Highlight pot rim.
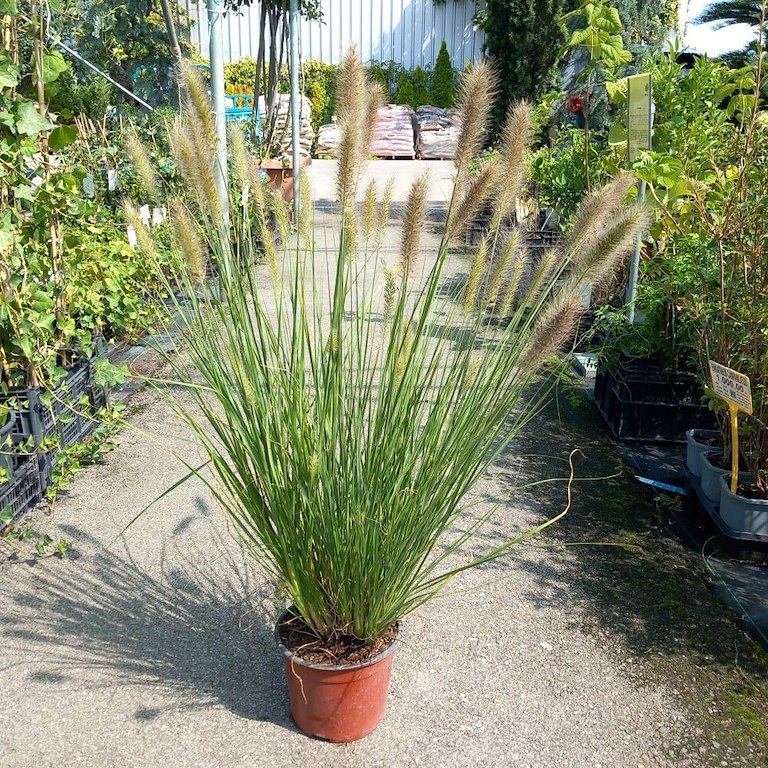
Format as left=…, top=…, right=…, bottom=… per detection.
left=701, top=450, right=751, bottom=474
left=685, top=428, right=721, bottom=441
left=275, top=607, right=400, bottom=672
left=718, top=474, right=768, bottom=504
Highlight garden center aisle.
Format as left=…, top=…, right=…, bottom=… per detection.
left=0, top=165, right=760, bottom=768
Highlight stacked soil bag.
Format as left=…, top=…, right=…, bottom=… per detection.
left=415, top=106, right=462, bottom=159
left=316, top=121, right=341, bottom=157
left=263, top=94, right=315, bottom=156
left=369, top=105, right=417, bottom=158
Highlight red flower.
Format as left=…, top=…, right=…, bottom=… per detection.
left=566, top=95, right=584, bottom=114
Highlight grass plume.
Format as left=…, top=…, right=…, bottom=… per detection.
left=496, top=101, right=533, bottom=221
left=170, top=199, right=207, bottom=283
left=448, top=162, right=500, bottom=241
left=336, top=45, right=370, bottom=207
left=400, top=174, right=428, bottom=278
left=454, top=61, right=498, bottom=179
left=125, top=130, right=160, bottom=202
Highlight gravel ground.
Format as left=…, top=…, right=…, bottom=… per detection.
left=1, top=164, right=765, bottom=767
left=0, top=386, right=686, bottom=768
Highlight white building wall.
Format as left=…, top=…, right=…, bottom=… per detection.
left=186, top=0, right=484, bottom=69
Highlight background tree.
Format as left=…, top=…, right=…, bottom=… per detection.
left=614, top=0, right=679, bottom=54
left=56, top=0, right=191, bottom=105
left=432, top=40, right=455, bottom=108
left=224, top=0, right=321, bottom=154
left=693, top=0, right=762, bottom=65
left=479, top=0, right=573, bottom=133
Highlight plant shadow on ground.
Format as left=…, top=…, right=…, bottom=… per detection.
left=474, top=385, right=768, bottom=765
left=0, top=510, right=294, bottom=730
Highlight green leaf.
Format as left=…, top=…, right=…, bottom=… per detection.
left=0, top=0, right=18, bottom=15
left=48, top=124, right=78, bottom=150
left=12, top=183, right=36, bottom=202
left=93, top=358, right=129, bottom=387
left=15, top=101, right=53, bottom=137
left=607, top=123, right=626, bottom=145
left=40, top=52, right=68, bottom=84
left=0, top=52, right=20, bottom=89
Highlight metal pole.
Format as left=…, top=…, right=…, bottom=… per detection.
left=207, top=0, right=229, bottom=226
left=289, top=0, right=301, bottom=217
left=625, top=179, right=646, bottom=324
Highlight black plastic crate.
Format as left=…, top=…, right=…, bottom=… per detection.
left=0, top=389, right=50, bottom=447
left=614, top=372, right=676, bottom=403
left=595, top=358, right=716, bottom=443
left=0, top=457, right=42, bottom=533
left=593, top=367, right=613, bottom=413
left=525, top=229, right=564, bottom=252
left=91, top=382, right=108, bottom=411
left=0, top=360, right=106, bottom=499
left=24, top=359, right=100, bottom=451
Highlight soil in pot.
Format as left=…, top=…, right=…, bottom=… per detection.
left=276, top=609, right=398, bottom=743
left=734, top=483, right=768, bottom=501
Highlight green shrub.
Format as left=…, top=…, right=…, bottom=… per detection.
left=224, top=58, right=259, bottom=92
left=411, top=66, right=431, bottom=107
left=393, top=71, right=416, bottom=107
left=302, top=60, right=338, bottom=131
left=368, top=59, right=402, bottom=100
left=432, top=41, right=455, bottom=107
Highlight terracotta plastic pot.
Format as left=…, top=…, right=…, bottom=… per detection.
left=259, top=154, right=312, bottom=203
left=275, top=609, right=398, bottom=742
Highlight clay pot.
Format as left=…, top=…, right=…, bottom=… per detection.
left=259, top=154, right=312, bottom=203
left=275, top=609, right=398, bottom=742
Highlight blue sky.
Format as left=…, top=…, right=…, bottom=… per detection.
left=682, top=0, right=759, bottom=55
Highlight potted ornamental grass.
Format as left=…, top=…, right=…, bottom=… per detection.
left=127, top=51, right=646, bottom=741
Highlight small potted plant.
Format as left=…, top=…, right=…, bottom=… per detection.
left=129, top=52, right=646, bottom=741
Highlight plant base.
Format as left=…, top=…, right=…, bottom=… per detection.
left=699, top=451, right=750, bottom=505
left=683, top=465, right=768, bottom=563
left=275, top=609, right=398, bottom=742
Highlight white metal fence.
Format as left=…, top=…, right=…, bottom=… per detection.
left=185, top=0, right=485, bottom=69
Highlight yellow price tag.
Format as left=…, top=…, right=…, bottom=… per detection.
left=708, top=361, right=752, bottom=493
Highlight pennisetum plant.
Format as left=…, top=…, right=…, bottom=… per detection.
left=126, top=48, right=646, bottom=734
